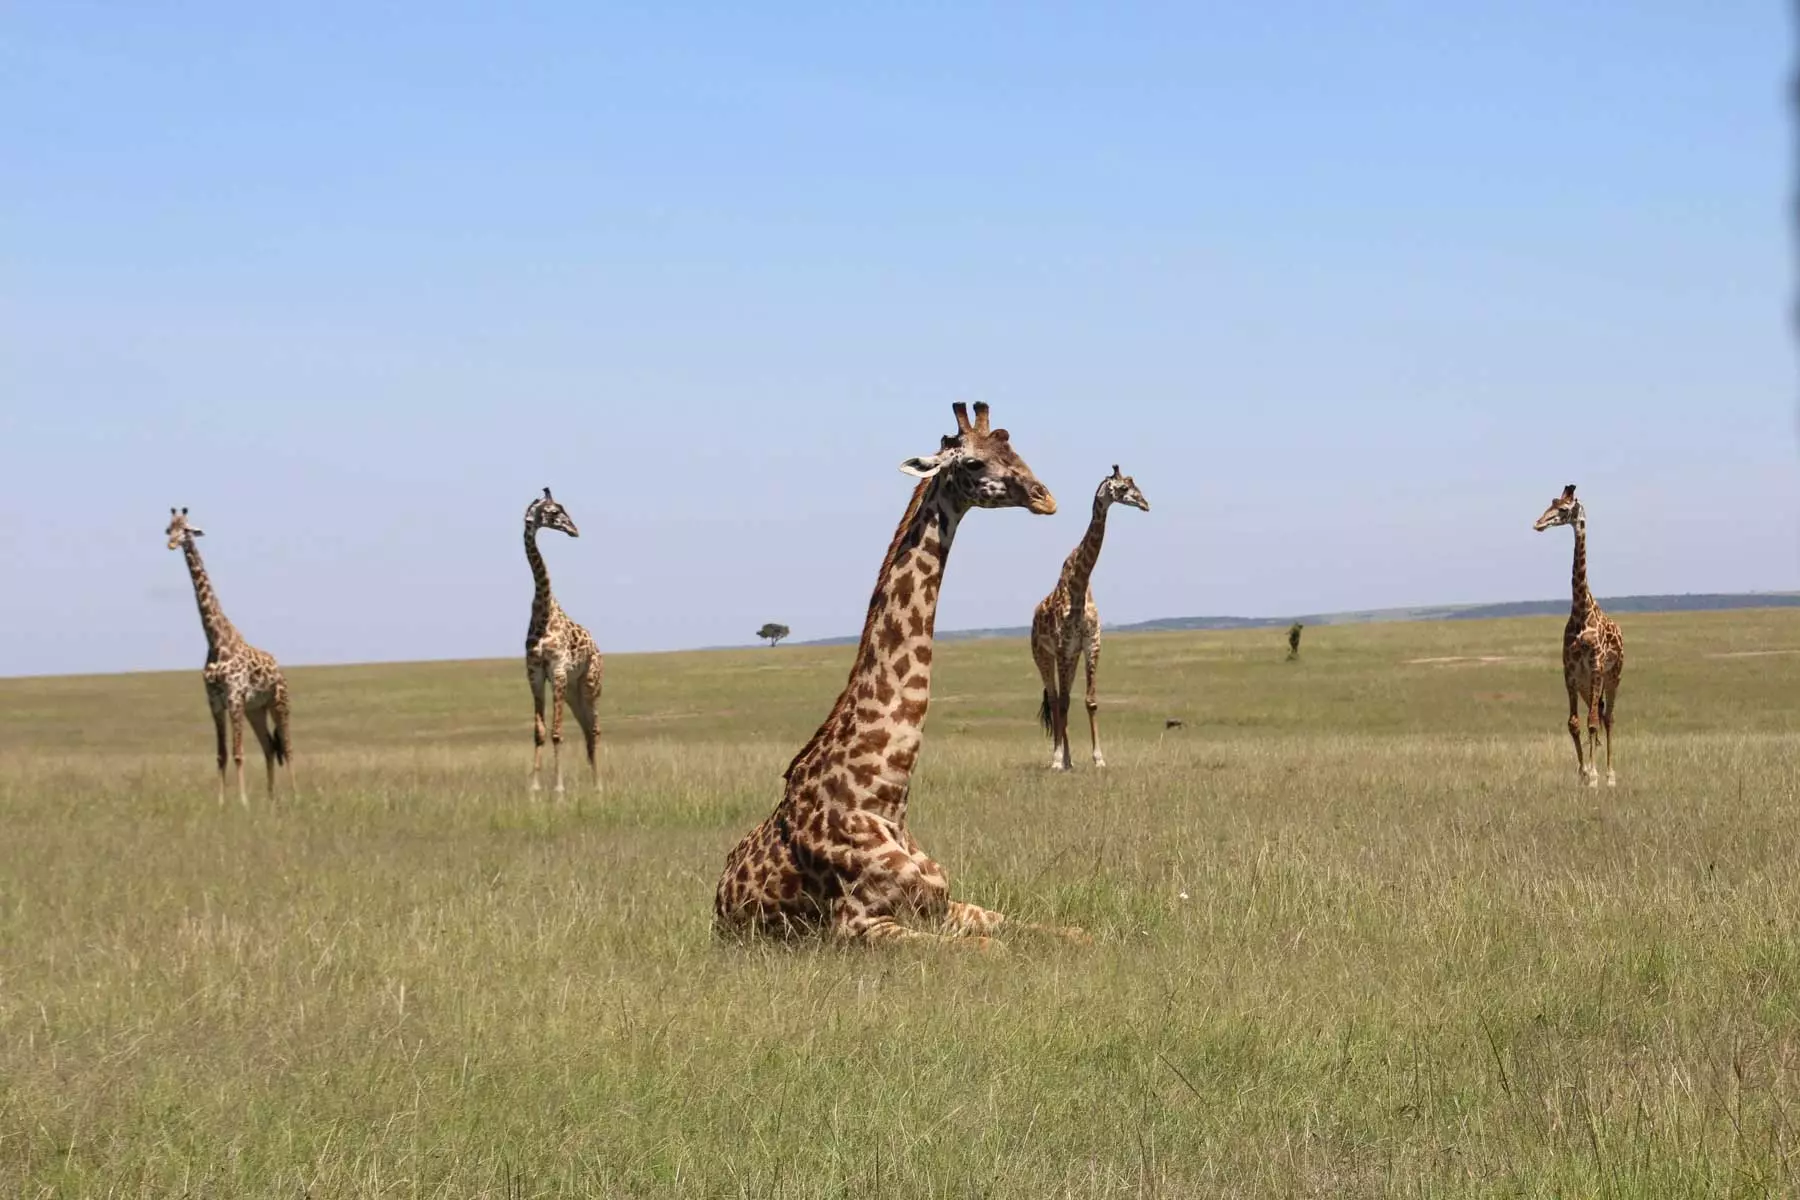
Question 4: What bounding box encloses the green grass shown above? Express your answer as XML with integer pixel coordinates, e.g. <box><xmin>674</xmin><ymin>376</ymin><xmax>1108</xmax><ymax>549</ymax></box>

<box><xmin>3</xmin><ymin>610</ymin><xmax>1799</xmax><ymax>1197</ymax></box>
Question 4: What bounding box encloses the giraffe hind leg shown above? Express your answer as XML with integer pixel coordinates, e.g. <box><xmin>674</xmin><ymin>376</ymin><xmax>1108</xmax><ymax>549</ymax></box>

<box><xmin>1031</xmin><ymin>632</ymin><xmax>1063</xmax><ymax>770</ymax></box>
<box><xmin>272</xmin><ymin>685</ymin><xmax>296</xmax><ymax>795</ymax></box>
<box><xmin>1055</xmin><ymin>654</ymin><xmax>1080</xmax><ymax>771</ymax></box>
<box><xmin>572</xmin><ymin>672</ymin><xmax>602</xmax><ymax>792</ymax></box>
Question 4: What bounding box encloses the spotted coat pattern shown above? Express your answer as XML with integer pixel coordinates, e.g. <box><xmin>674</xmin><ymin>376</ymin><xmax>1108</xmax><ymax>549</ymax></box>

<box><xmin>714</xmin><ymin>402</ymin><xmax>1086</xmax><ymax>947</ymax></box>
<box><xmin>1030</xmin><ymin>467</ymin><xmax>1149</xmax><ymax>771</ymax></box>
<box><xmin>523</xmin><ymin>489</ymin><xmax>603</xmax><ymax>794</ymax></box>
<box><xmin>1534</xmin><ymin>485</ymin><xmax>1626</xmax><ymax>786</ymax></box>
<box><xmin>165</xmin><ymin>508</ymin><xmax>294</xmax><ymax>807</ymax></box>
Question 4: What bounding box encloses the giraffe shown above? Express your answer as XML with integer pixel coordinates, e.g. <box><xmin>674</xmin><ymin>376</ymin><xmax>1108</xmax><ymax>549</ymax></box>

<box><xmin>714</xmin><ymin>402</ymin><xmax>1086</xmax><ymax>947</ymax></box>
<box><xmin>523</xmin><ymin>487</ymin><xmax>603</xmax><ymax>795</ymax></box>
<box><xmin>1030</xmin><ymin>465</ymin><xmax>1149</xmax><ymax>771</ymax></box>
<box><xmin>164</xmin><ymin>508</ymin><xmax>294</xmax><ymax>807</ymax></box>
<box><xmin>1533</xmin><ymin>484</ymin><xmax>1625</xmax><ymax>787</ymax></box>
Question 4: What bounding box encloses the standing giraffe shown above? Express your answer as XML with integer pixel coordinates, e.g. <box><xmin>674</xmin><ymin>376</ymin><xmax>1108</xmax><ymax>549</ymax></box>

<box><xmin>164</xmin><ymin>508</ymin><xmax>294</xmax><ymax>806</ymax></box>
<box><xmin>1533</xmin><ymin>484</ymin><xmax>1625</xmax><ymax>786</ymax></box>
<box><xmin>523</xmin><ymin>488</ymin><xmax>603</xmax><ymax>794</ymax></box>
<box><xmin>714</xmin><ymin>402</ymin><xmax>1084</xmax><ymax>946</ymax></box>
<box><xmin>1030</xmin><ymin>465</ymin><xmax>1149</xmax><ymax>771</ymax></box>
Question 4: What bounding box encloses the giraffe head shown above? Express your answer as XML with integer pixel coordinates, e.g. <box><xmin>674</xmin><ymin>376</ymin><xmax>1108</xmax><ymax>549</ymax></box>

<box><xmin>525</xmin><ymin>487</ymin><xmax>581</xmax><ymax>538</ymax></box>
<box><xmin>898</xmin><ymin>402</ymin><xmax>1057</xmax><ymax>515</ymax></box>
<box><xmin>1533</xmin><ymin>484</ymin><xmax>1585</xmax><ymax>533</ymax></box>
<box><xmin>1096</xmin><ymin>464</ymin><xmax>1150</xmax><ymax>512</ymax></box>
<box><xmin>165</xmin><ymin>507</ymin><xmax>205</xmax><ymax>549</ymax></box>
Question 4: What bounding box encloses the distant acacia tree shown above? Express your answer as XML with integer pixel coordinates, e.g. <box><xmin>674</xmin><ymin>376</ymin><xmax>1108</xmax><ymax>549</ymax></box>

<box><xmin>757</xmin><ymin>623</ymin><xmax>791</xmax><ymax>648</ymax></box>
<box><xmin>1287</xmin><ymin>622</ymin><xmax>1304</xmax><ymax>661</ymax></box>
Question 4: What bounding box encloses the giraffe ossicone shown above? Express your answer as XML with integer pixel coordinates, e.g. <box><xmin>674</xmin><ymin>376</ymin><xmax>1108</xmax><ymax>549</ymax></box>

<box><xmin>164</xmin><ymin>506</ymin><xmax>294</xmax><ymax>807</ymax></box>
<box><xmin>713</xmin><ymin>401</ymin><xmax>1088</xmax><ymax>946</ymax></box>
<box><xmin>1031</xmin><ymin>465</ymin><xmax>1150</xmax><ymax>771</ymax></box>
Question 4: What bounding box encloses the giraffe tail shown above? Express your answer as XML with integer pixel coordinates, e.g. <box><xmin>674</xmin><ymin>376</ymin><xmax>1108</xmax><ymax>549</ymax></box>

<box><xmin>1038</xmin><ymin>690</ymin><xmax>1055</xmax><ymax>738</ymax></box>
<box><xmin>271</xmin><ymin>724</ymin><xmax>289</xmax><ymax>765</ymax></box>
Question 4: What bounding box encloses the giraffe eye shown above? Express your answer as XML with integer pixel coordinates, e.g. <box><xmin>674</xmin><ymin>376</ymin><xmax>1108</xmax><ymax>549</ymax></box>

<box><xmin>960</xmin><ymin>458</ymin><xmax>986</xmax><ymax>473</ymax></box>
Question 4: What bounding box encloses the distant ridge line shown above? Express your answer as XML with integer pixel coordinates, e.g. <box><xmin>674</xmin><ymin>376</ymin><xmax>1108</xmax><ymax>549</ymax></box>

<box><xmin>789</xmin><ymin>592</ymin><xmax>1800</xmax><ymax>647</ymax></box>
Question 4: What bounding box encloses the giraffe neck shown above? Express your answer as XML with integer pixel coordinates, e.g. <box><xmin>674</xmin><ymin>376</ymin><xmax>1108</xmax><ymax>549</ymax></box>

<box><xmin>180</xmin><ymin>539</ymin><xmax>238</xmax><ymax>653</ymax></box>
<box><xmin>782</xmin><ymin>478</ymin><xmax>963</xmax><ymax>824</ymax></box>
<box><xmin>525</xmin><ymin>524</ymin><xmax>555</xmax><ymax>639</ymax></box>
<box><xmin>1060</xmin><ymin>495</ymin><xmax>1112</xmax><ymax>602</ymax></box>
<box><xmin>1570</xmin><ymin>519</ymin><xmax>1594</xmax><ymax>616</ymax></box>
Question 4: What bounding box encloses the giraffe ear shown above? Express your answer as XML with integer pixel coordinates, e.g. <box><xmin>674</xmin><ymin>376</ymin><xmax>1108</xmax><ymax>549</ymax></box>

<box><xmin>188</xmin><ymin>526</ymin><xmax>205</xmax><ymax>537</ymax></box>
<box><xmin>899</xmin><ymin>453</ymin><xmax>946</xmax><ymax>479</ymax></box>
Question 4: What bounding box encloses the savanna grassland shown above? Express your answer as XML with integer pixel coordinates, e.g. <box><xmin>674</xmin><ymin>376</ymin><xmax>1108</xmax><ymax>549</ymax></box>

<box><xmin>3</xmin><ymin>610</ymin><xmax>1799</xmax><ymax>1198</ymax></box>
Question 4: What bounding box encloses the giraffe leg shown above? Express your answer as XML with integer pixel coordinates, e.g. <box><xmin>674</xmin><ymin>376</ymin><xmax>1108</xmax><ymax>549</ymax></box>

<box><xmin>944</xmin><ymin>901</ymin><xmax>1090</xmax><ymax>944</ymax></box>
<box><xmin>1584</xmin><ymin>676</ymin><xmax>1603</xmax><ymax>788</ymax></box>
<box><xmin>1602</xmin><ymin>676</ymin><xmax>1619</xmax><ymax>787</ymax></box>
<box><xmin>550</xmin><ymin>670</ymin><xmax>569</xmax><ymax>795</ymax></box>
<box><xmin>577</xmin><ymin>668</ymin><xmax>603</xmax><ymax>793</ymax></box>
<box><xmin>209</xmin><ymin>698</ymin><xmax>229</xmax><ymax>807</ymax></box>
<box><xmin>528</xmin><ymin>666</ymin><xmax>548</xmax><ymax>793</ymax></box>
<box><xmin>1056</xmin><ymin>654</ymin><xmax>1080</xmax><ymax>771</ymax></box>
<box><xmin>229</xmin><ymin>705</ymin><xmax>248</xmax><ymax>808</ymax></box>
<box><xmin>247</xmin><ymin>707</ymin><xmax>277</xmax><ymax>799</ymax></box>
<box><xmin>1085</xmin><ymin>634</ymin><xmax>1104</xmax><ymax>769</ymax></box>
<box><xmin>1031</xmin><ymin>624</ymin><xmax>1064</xmax><ymax>771</ymax></box>
<box><xmin>1565</xmin><ymin>679</ymin><xmax>1585</xmax><ymax>784</ymax></box>
<box><xmin>821</xmin><ymin>819</ymin><xmax>996</xmax><ymax>949</ymax></box>
<box><xmin>272</xmin><ymin>683</ymin><xmax>295</xmax><ymax>796</ymax></box>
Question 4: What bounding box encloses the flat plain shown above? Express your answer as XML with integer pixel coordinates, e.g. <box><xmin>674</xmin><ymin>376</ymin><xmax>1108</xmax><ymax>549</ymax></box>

<box><xmin>3</xmin><ymin>609</ymin><xmax>1799</xmax><ymax>1198</ymax></box>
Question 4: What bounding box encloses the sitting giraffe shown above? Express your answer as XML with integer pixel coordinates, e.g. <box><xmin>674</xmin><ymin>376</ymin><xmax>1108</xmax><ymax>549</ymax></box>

<box><xmin>715</xmin><ymin>402</ymin><xmax>1086</xmax><ymax>946</ymax></box>
<box><xmin>1533</xmin><ymin>484</ymin><xmax>1625</xmax><ymax>786</ymax></box>
<box><xmin>1031</xmin><ymin>465</ymin><xmax>1150</xmax><ymax>770</ymax></box>
<box><xmin>523</xmin><ymin>488</ymin><xmax>603</xmax><ymax>794</ymax></box>
<box><xmin>165</xmin><ymin>508</ymin><xmax>294</xmax><ymax>806</ymax></box>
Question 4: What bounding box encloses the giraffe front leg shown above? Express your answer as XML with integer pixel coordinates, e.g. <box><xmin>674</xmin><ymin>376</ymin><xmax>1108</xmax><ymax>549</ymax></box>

<box><xmin>229</xmin><ymin>705</ymin><xmax>248</xmax><ymax>808</ymax></box>
<box><xmin>833</xmin><ymin>911</ymin><xmax>985</xmax><ymax>948</ymax></box>
<box><xmin>209</xmin><ymin>701</ymin><xmax>229</xmax><ymax>807</ymax></box>
<box><xmin>1565</xmin><ymin>681</ymin><xmax>1586</xmax><ymax>785</ymax></box>
<box><xmin>945</xmin><ymin>901</ymin><xmax>1091</xmax><ymax>944</ymax></box>
<box><xmin>1085</xmin><ymin>636</ymin><xmax>1104</xmax><ymax>768</ymax></box>
<box><xmin>550</xmin><ymin>672</ymin><xmax>569</xmax><ymax>795</ymax></box>
<box><xmin>528</xmin><ymin>667</ymin><xmax>548</xmax><ymax>793</ymax></box>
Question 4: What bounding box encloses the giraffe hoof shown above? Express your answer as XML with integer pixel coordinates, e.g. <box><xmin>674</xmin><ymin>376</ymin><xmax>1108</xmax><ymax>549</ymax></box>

<box><xmin>1606</xmin><ymin>773</ymin><xmax>1617</xmax><ymax>787</ymax></box>
<box><xmin>1092</xmin><ymin>757</ymin><xmax>1106</xmax><ymax>769</ymax></box>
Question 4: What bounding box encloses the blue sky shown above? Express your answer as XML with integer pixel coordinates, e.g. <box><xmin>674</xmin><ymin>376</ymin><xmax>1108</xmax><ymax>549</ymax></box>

<box><xmin>3</xmin><ymin>2</ymin><xmax>1794</xmax><ymax>676</ymax></box>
